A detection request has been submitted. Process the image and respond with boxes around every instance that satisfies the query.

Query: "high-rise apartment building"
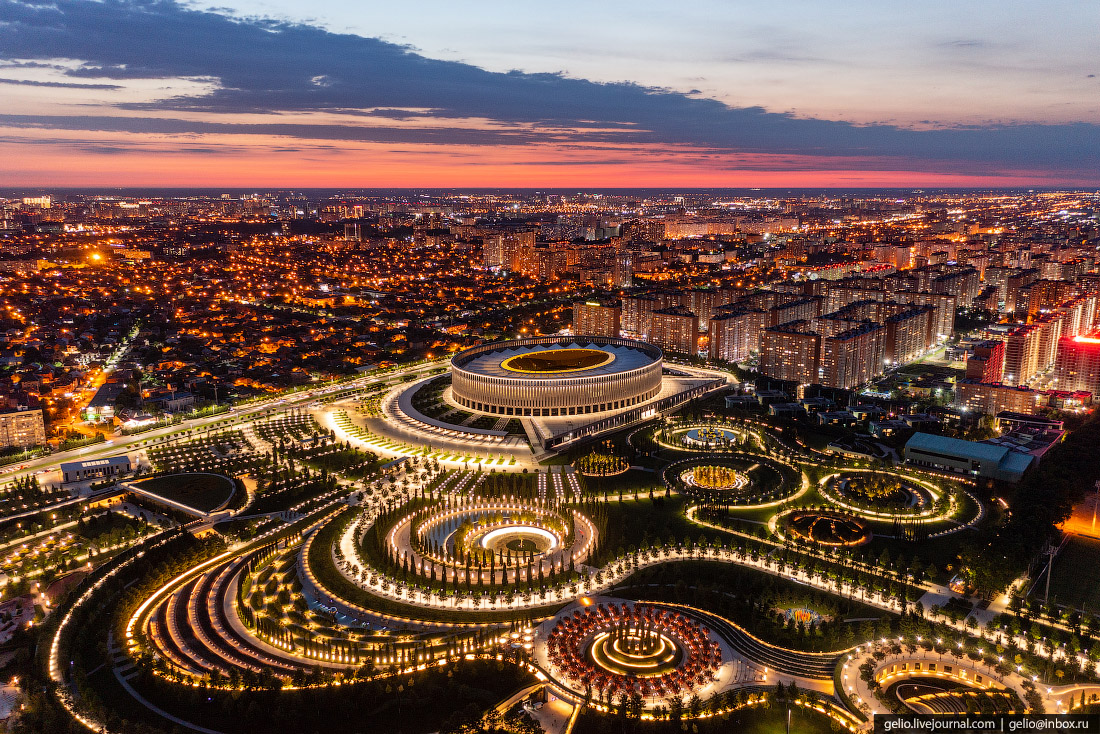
[931,267,980,307]
[684,288,728,330]
[1053,335,1100,394]
[1003,325,1042,386]
[884,305,935,365]
[767,296,824,327]
[893,291,955,340]
[0,408,45,449]
[965,340,1006,383]
[622,295,659,336]
[708,310,766,363]
[612,250,633,288]
[1005,268,1039,313]
[759,322,821,385]
[621,219,666,244]
[482,231,537,273]
[649,307,699,355]
[535,247,568,281]
[820,323,886,389]
[572,300,622,338]
[1022,279,1076,318]
[955,380,1044,416]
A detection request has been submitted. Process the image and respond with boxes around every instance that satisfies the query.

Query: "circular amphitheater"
[543,601,723,701]
[377,499,599,589]
[409,503,574,563]
[450,337,663,417]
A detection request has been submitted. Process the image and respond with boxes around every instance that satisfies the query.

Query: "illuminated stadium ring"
[450,337,662,417]
[501,348,615,373]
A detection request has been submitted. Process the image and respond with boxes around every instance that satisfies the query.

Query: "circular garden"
[408,502,575,564]
[683,464,749,492]
[658,422,752,452]
[573,444,630,477]
[545,602,722,701]
[664,454,799,506]
[824,472,939,514]
[778,509,871,547]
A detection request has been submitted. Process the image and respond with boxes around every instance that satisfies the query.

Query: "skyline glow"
[1,0,1098,187]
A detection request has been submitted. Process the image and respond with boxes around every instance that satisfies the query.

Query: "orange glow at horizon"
[0,127,1090,188]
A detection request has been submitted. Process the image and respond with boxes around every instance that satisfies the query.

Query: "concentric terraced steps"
[650,602,844,680]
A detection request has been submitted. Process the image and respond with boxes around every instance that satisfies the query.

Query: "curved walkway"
[652,601,845,680]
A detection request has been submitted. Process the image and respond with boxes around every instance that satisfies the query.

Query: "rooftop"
[460,341,657,380]
[905,431,1010,463]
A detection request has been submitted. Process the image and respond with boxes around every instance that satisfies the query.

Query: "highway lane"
[0,360,446,483]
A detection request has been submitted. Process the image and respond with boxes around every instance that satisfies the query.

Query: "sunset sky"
[1,0,1098,187]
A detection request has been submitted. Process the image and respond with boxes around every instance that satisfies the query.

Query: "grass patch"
[589,494,724,564]
[130,472,236,513]
[132,658,537,734]
[1047,535,1100,611]
[612,560,896,652]
[573,698,836,734]
[580,468,658,497]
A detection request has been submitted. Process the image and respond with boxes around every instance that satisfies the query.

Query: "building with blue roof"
[903,432,1035,483]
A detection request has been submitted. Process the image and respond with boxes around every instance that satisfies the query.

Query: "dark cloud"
[0,77,123,89]
[0,0,1097,177]
[939,39,989,49]
[0,112,558,146]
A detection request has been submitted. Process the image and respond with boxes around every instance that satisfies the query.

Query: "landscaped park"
[29,396,1100,734]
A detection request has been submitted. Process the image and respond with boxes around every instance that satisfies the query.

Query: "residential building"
[965,340,1006,383]
[955,380,1044,416]
[708,309,766,363]
[0,408,45,449]
[820,323,886,389]
[572,300,622,338]
[1054,334,1100,394]
[648,307,699,355]
[1003,325,1042,386]
[759,321,820,385]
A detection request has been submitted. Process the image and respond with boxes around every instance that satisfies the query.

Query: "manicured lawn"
[590,494,725,563]
[131,472,236,513]
[580,468,660,496]
[134,658,538,734]
[573,700,836,734]
[1047,535,1100,610]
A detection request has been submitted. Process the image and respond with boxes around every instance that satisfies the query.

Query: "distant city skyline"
[0,0,1098,186]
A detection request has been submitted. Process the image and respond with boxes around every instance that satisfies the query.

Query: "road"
[0,361,446,483]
